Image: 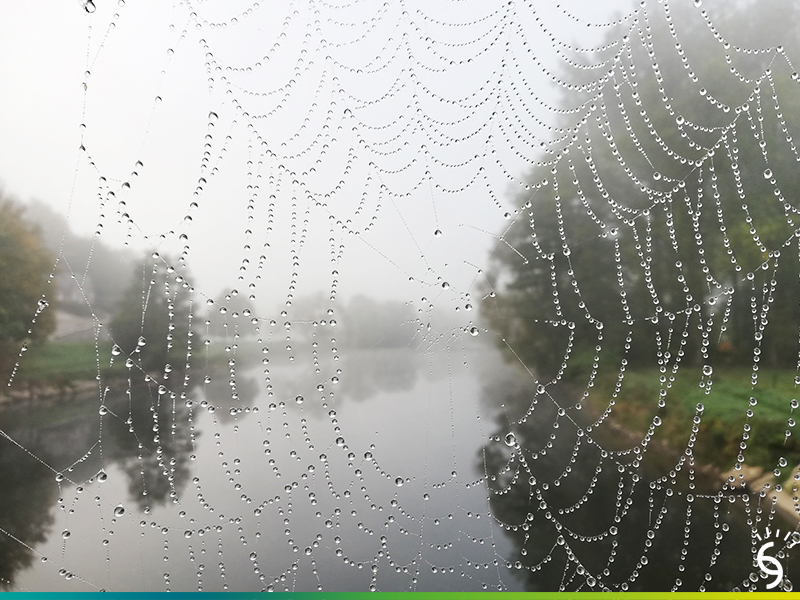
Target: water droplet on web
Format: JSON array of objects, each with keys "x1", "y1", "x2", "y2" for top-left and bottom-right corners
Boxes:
[
  {"x1": 469, "y1": 327, "x2": 479, "y2": 336},
  {"x1": 62, "y1": 530, "x2": 71, "y2": 539},
  {"x1": 111, "y1": 345, "x2": 121, "y2": 356},
  {"x1": 441, "y1": 282, "x2": 450, "y2": 290},
  {"x1": 97, "y1": 470, "x2": 107, "y2": 483},
  {"x1": 114, "y1": 505, "x2": 125, "y2": 516},
  {"x1": 504, "y1": 432, "x2": 516, "y2": 446},
  {"x1": 295, "y1": 395, "x2": 304, "y2": 404},
  {"x1": 98, "y1": 405, "x2": 108, "y2": 415},
  {"x1": 764, "y1": 168, "x2": 773, "y2": 179},
  {"x1": 702, "y1": 365, "x2": 713, "y2": 376},
  {"x1": 84, "y1": 0, "x2": 96, "y2": 13},
  {"x1": 434, "y1": 229, "x2": 442, "y2": 237},
  {"x1": 395, "y1": 477, "x2": 404, "y2": 487},
  {"x1": 137, "y1": 336, "x2": 147, "y2": 347}
]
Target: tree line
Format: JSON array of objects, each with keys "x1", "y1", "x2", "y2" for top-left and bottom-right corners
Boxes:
[
  {"x1": 483, "y1": 0, "x2": 800, "y2": 378},
  {"x1": 0, "y1": 193, "x2": 196, "y2": 375}
]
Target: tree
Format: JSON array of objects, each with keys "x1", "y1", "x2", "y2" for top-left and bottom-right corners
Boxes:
[
  {"x1": 0, "y1": 195, "x2": 56, "y2": 373},
  {"x1": 484, "y1": 0, "x2": 800, "y2": 378},
  {"x1": 26, "y1": 199, "x2": 134, "y2": 317},
  {"x1": 110, "y1": 253, "x2": 196, "y2": 372}
]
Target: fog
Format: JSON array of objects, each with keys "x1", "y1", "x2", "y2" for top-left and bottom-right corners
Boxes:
[{"x1": 0, "y1": 0, "x2": 629, "y2": 310}]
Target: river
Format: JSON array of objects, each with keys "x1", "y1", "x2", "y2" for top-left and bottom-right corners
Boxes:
[{"x1": 0, "y1": 343, "x2": 797, "y2": 591}]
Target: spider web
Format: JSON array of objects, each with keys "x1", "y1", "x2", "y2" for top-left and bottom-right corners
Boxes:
[{"x1": 1, "y1": 0, "x2": 799, "y2": 592}]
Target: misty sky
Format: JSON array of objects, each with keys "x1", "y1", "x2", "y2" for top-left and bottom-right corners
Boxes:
[{"x1": 0, "y1": 0, "x2": 632, "y2": 312}]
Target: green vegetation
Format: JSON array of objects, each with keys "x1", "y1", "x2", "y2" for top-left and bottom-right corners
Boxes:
[
  {"x1": 0, "y1": 195, "x2": 56, "y2": 376},
  {"x1": 482, "y1": 1, "x2": 800, "y2": 474},
  {"x1": 485, "y1": 0, "x2": 800, "y2": 375},
  {"x1": 11, "y1": 341, "x2": 126, "y2": 386},
  {"x1": 25, "y1": 199, "x2": 134, "y2": 317},
  {"x1": 110, "y1": 254, "x2": 196, "y2": 372},
  {"x1": 584, "y1": 366, "x2": 799, "y2": 473}
]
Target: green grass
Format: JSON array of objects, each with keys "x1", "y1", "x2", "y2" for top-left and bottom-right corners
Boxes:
[
  {"x1": 11, "y1": 341, "x2": 127, "y2": 385},
  {"x1": 583, "y1": 366, "x2": 800, "y2": 473},
  {"x1": 8, "y1": 339, "x2": 245, "y2": 390}
]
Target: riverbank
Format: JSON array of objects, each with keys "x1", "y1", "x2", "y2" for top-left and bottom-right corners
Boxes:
[
  {"x1": 0, "y1": 340, "x2": 240, "y2": 408},
  {"x1": 578, "y1": 366, "x2": 800, "y2": 522}
]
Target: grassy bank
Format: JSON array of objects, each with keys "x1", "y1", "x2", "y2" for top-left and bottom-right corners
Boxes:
[
  {"x1": 7, "y1": 339, "x2": 249, "y2": 388},
  {"x1": 583, "y1": 366, "x2": 800, "y2": 475},
  {"x1": 11, "y1": 341, "x2": 127, "y2": 386}
]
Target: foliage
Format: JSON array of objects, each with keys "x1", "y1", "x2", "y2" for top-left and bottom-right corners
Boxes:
[
  {"x1": 110, "y1": 254, "x2": 197, "y2": 372},
  {"x1": 583, "y1": 366, "x2": 800, "y2": 473},
  {"x1": 12, "y1": 341, "x2": 126, "y2": 386},
  {"x1": 0, "y1": 195, "x2": 56, "y2": 374},
  {"x1": 25, "y1": 199, "x2": 134, "y2": 316},
  {"x1": 484, "y1": 0, "x2": 800, "y2": 378}
]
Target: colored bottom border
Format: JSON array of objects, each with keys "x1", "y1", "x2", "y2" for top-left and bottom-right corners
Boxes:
[{"x1": 0, "y1": 594, "x2": 793, "y2": 599}]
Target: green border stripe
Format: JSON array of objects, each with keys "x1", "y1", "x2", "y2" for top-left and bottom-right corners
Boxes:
[{"x1": 0, "y1": 593, "x2": 793, "y2": 599}]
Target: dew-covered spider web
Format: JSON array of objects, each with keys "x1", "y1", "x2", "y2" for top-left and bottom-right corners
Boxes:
[{"x1": 2, "y1": 0, "x2": 800, "y2": 592}]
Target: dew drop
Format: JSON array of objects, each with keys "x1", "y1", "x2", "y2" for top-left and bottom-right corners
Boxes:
[
  {"x1": 504, "y1": 432, "x2": 517, "y2": 446},
  {"x1": 764, "y1": 168, "x2": 773, "y2": 179},
  {"x1": 395, "y1": 477, "x2": 404, "y2": 487},
  {"x1": 114, "y1": 505, "x2": 125, "y2": 516}
]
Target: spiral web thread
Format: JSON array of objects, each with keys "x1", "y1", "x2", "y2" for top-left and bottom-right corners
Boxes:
[{"x1": 2, "y1": 0, "x2": 800, "y2": 592}]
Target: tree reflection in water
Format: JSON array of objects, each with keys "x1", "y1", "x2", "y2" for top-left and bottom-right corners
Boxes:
[
  {"x1": 479, "y1": 367, "x2": 797, "y2": 592},
  {"x1": 103, "y1": 383, "x2": 196, "y2": 512},
  {"x1": 0, "y1": 379, "x2": 198, "y2": 587},
  {"x1": 0, "y1": 432, "x2": 58, "y2": 589}
]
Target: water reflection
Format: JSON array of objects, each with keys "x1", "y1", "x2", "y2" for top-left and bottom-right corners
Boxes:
[
  {"x1": 0, "y1": 429, "x2": 58, "y2": 589},
  {"x1": 0, "y1": 381, "x2": 197, "y2": 589},
  {"x1": 478, "y1": 362, "x2": 799, "y2": 591},
  {"x1": 5, "y1": 343, "x2": 793, "y2": 591},
  {"x1": 102, "y1": 386, "x2": 195, "y2": 511},
  {"x1": 3, "y1": 343, "x2": 502, "y2": 592}
]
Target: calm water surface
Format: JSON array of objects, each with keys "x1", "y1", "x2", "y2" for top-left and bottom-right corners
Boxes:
[{"x1": 0, "y1": 345, "x2": 797, "y2": 591}]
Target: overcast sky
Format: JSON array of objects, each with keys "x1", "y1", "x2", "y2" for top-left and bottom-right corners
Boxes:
[{"x1": 0, "y1": 0, "x2": 633, "y2": 312}]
